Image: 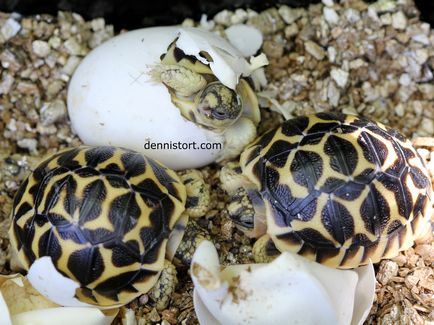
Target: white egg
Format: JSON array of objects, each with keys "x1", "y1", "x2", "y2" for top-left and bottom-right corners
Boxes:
[{"x1": 67, "y1": 27, "x2": 268, "y2": 170}]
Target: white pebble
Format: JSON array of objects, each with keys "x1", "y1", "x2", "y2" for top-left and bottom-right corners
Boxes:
[
  {"x1": 367, "y1": 7, "x2": 381, "y2": 23},
  {"x1": 91, "y1": 18, "x2": 105, "y2": 31},
  {"x1": 296, "y1": 56, "x2": 305, "y2": 64},
  {"x1": 342, "y1": 106, "x2": 358, "y2": 115},
  {"x1": 7, "y1": 118, "x2": 17, "y2": 132},
  {"x1": 322, "y1": 0, "x2": 334, "y2": 7},
  {"x1": 368, "y1": 0, "x2": 397, "y2": 13},
  {"x1": 349, "y1": 58, "x2": 368, "y2": 70},
  {"x1": 278, "y1": 6, "x2": 303, "y2": 25},
  {"x1": 0, "y1": 18, "x2": 21, "y2": 41},
  {"x1": 48, "y1": 35, "x2": 62, "y2": 49},
  {"x1": 17, "y1": 138, "x2": 38, "y2": 152},
  {"x1": 413, "y1": 100, "x2": 423, "y2": 117},
  {"x1": 323, "y1": 7, "x2": 340, "y2": 25},
  {"x1": 394, "y1": 103, "x2": 405, "y2": 117},
  {"x1": 181, "y1": 18, "x2": 195, "y2": 27},
  {"x1": 63, "y1": 37, "x2": 84, "y2": 55},
  {"x1": 412, "y1": 48, "x2": 429, "y2": 65},
  {"x1": 32, "y1": 40, "x2": 51, "y2": 57},
  {"x1": 0, "y1": 73, "x2": 14, "y2": 95},
  {"x1": 380, "y1": 13, "x2": 392, "y2": 25},
  {"x1": 330, "y1": 68, "x2": 349, "y2": 88},
  {"x1": 304, "y1": 40, "x2": 325, "y2": 61},
  {"x1": 41, "y1": 99, "x2": 67, "y2": 126},
  {"x1": 421, "y1": 117, "x2": 434, "y2": 136},
  {"x1": 214, "y1": 9, "x2": 233, "y2": 27},
  {"x1": 61, "y1": 56, "x2": 82, "y2": 76},
  {"x1": 327, "y1": 46, "x2": 337, "y2": 63},
  {"x1": 284, "y1": 23, "x2": 299, "y2": 38},
  {"x1": 230, "y1": 9, "x2": 248, "y2": 24},
  {"x1": 391, "y1": 10, "x2": 408, "y2": 30},
  {"x1": 411, "y1": 34, "x2": 430, "y2": 45},
  {"x1": 328, "y1": 81, "x2": 340, "y2": 107},
  {"x1": 417, "y1": 84, "x2": 434, "y2": 100},
  {"x1": 398, "y1": 73, "x2": 411, "y2": 86},
  {"x1": 345, "y1": 8, "x2": 360, "y2": 24},
  {"x1": 200, "y1": 14, "x2": 215, "y2": 30}
]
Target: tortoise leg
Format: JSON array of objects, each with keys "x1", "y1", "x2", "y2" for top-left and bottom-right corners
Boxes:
[
  {"x1": 166, "y1": 169, "x2": 210, "y2": 263},
  {"x1": 220, "y1": 162, "x2": 267, "y2": 237},
  {"x1": 173, "y1": 219, "x2": 212, "y2": 266},
  {"x1": 226, "y1": 186, "x2": 256, "y2": 229},
  {"x1": 220, "y1": 161, "x2": 246, "y2": 195},
  {"x1": 252, "y1": 234, "x2": 281, "y2": 263},
  {"x1": 216, "y1": 116, "x2": 257, "y2": 162},
  {"x1": 171, "y1": 171, "x2": 212, "y2": 266},
  {"x1": 180, "y1": 170, "x2": 210, "y2": 218},
  {"x1": 147, "y1": 259, "x2": 178, "y2": 311},
  {"x1": 146, "y1": 63, "x2": 207, "y2": 97}
]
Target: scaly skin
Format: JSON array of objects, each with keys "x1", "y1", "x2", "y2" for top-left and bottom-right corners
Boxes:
[{"x1": 147, "y1": 64, "x2": 207, "y2": 97}]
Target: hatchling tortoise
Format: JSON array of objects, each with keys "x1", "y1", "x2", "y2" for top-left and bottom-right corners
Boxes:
[
  {"x1": 146, "y1": 37, "x2": 261, "y2": 161},
  {"x1": 221, "y1": 112, "x2": 434, "y2": 268},
  {"x1": 8, "y1": 146, "x2": 211, "y2": 308}
]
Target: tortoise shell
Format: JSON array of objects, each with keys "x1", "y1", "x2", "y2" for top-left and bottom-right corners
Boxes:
[
  {"x1": 240, "y1": 112, "x2": 433, "y2": 268},
  {"x1": 160, "y1": 38, "x2": 214, "y2": 75},
  {"x1": 9, "y1": 146, "x2": 186, "y2": 306}
]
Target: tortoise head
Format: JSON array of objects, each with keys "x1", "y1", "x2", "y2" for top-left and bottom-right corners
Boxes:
[
  {"x1": 193, "y1": 82, "x2": 243, "y2": 129},
  {"x1": 220, "y1": 162, "x2": 267, "y2": 238}
]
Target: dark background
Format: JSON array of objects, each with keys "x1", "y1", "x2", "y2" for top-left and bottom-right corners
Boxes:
[{"x1": 0, "y1": 0, "x2": 433, "y2": 31}]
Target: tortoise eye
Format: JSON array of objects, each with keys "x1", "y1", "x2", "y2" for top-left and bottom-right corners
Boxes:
[{"x1": 212, "y1": 109, "x2": 228, "y2": 119}]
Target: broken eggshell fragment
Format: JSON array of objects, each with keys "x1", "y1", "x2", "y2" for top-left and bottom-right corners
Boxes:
[
  {"x1": 191, "y1": 241, "x2": 375, "y2": 325},
  {"x1": 224, "y1": 24, "x2": 263, "y2": 57},
  {"x1": 26, "y1": 256, "x2": 116, "y2": 308},
  {"x1": 0, "y1": 273, "x2": 118, "y2": 325},
  {"x1": 67, "y1": 26, "x2": 267, "y2": 170}
]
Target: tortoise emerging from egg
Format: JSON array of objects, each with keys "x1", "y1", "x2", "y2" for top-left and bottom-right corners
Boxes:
[
  {"x1": 146, "y1": 33, "x2": 262, "y2": 161},
  {"x1": 221, "y1": 112, "x2": 434, "y2": 268},
  {"x1": 8, "y1": 146, "x2": 211, "y2": 308},
  {"x1": 67, "y1": 27, "x2": 268, "y2": 170}
]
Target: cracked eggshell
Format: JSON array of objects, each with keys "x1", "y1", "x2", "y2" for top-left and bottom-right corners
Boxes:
[
  {"x1": 26, "y1": 256, "x2": 106, "y2": 308},
  {"x1": 225, "y1": 24, "x2": 263, "y2": 57},
  {"x1": 67, "y1": 27, "x2": 266, "y2": 170},
  {"x1": 0, "y1": 272, "x2": 118, "y2": 325},
  {"x1": 191, "y1": 241, "x2": 375, "y2": 325}
]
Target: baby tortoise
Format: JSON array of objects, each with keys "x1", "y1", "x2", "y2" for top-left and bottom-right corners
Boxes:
[
  {"x1": 9, "y1": 146, "x2": 211, "y2": 308},
  {"x1": 221, "y1": 112, "x2": 434, "y2": 268},
  {"x1": 147, "y1": 38, "x2": 261, "y2": 161}
]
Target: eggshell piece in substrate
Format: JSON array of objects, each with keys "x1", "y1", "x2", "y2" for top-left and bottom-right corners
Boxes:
[
  {"x1": 0, "y1": 272, "x2": 118, "y2": 325},
  {"x1": 191, "y1": 241, "x2": 376, "y2": 325}
]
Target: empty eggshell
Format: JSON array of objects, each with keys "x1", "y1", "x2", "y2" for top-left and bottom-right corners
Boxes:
[
  {"x1": 0, "y1": 273, "x2": 118, "y2": 325},
  {"x1": 191, "y1": 241, "x2": 375, "y2": 325},
  {"x1": 67, "y1": 27, "x2": 267, "y2": 170},
  {"x1": 27, "y1": 256, "x2": 103, "y2": 308}
]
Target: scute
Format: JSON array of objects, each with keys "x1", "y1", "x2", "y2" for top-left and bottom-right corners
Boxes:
[
  {"x1": 8, "y1": 146, "x2": 187, "y2": 306},
  {"x1": 241, "y1": 113, "x2": 433, "y2": 268}
]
